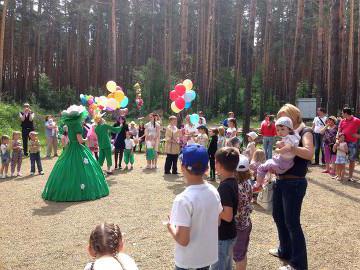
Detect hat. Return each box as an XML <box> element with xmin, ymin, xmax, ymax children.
<box><xmin>246</xmin><ymin>131</ymin><xmax>258</xmax><ymax>140</ymax></box>
<box><xmin>23</xmin><ymin>103</ymin><xmax>30</xmax><ymax>107</ymax></box>
<box><xmin>328</xmin><ymin>116</ymin><xmax>337</xmax><ymax>123</ymax></box>
<box><xmin>93</xmin><ymin>113</ymin><xmax>106</xmax><ymax>124</ymax></box>
<box><xmin>197</xmin><ymin>125</ymin><xmax>207</xmax><ymax>130</ymax></box>
<box><xmin>179</xmin><ymin>144</ymin><xmax>209</xmax><ymax>174</ymax></box>
<box><xmin>29</xmin><ymin>131</ymin><xmax>38</xmax><ymax>136</ymax></box>
<box><xmin>236</xmin><ymin>154</ymin><xmax>250</xmax><ymax>172</ymax></box>
<box><xmin>130</xmin><ymin>121</ymin><xmax>136</xmax><ymax>125</ymax></box>
<box><xmin>275</xmin><ymin>116</ymin><xmax>293</xmax><ymax>130</ymax></box>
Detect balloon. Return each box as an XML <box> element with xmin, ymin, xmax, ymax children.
<box><xmin>175</xmin><ymin>97</ymin><xmax>185</xmax><ymax>110</ymax></box>
<box><xmin>98</xmin><ymin>105</ymin><xmax>104</xmax><ymax>111</ymax></box>
<box><xmin>116</xmin><ymin>86</ymin><xmax>122</xmax><ymax>91</ymax></box>
<box><xmin>175</xmin><ymin>83</ymin><xmax>186</xmax><ymax>96</ymax></box>
<box><xmin>107</xmin><ymin>93</ymin><xmax>115</xmax><ymax>99</ymax></box>
<box><xmin>185</xmin><ymin>102</ymin><xmax>191</xmax><ymax>109</ymax></box>
<box><xmin>106</xmin><ymin>81</ymin><xmax>117</xmax><ymax>93</ymax></box>
<box><xmin>80</xmin><ymin>94</ymin><xmax>84</xmax><ymax>99</ymax></box>
<box><xmin>183</xmin><ymin>79</ymin><xmax>193</xmax><ymax>91</ymax></box>
<box><xmin>171</xmin><ymin>102</ymin><xmax>181</xmax><ymax>113</ymax></box>
<box><xmin>88</xmin><ymin>99</ymin><xmax>94</xmax><ymax>105</ymax></box>
<box><xmin>107</xmin><ymin>98</ymin><xmax>118</xmax><ymax>110</ymax></box>
<box><xmin>81</xmin><ymin>97</ymin><xmax>87</xmax><ymax>106</ymax></box>
<box><xmin>114</xmin><ymin>90</ymin><xmax>125</xmax><ymax>102</ymax></box>
<box><xmin>186</xmin><ymin>90</ymin><xmax>196</xmax><ymax>101</ymax></box>
<box><xmin>120</xmin><ymin>96</ymin><xmax>129</xmax><ymax>108</ymax></box>
<box><xmin>190</xmin><ymin>114</ymin><xmax>200</xmax><ymax>125</ymax></box>
<box><xmin>169</xmin><ymin>90</ymin><xmax>179</xmax><ymax>101</ymax></box>
<box><xmin>89</xmin><ymin>104</ymin><xmax>98</xmax><ymax>110</ymax></box>
<box><xmin>98</xmin><ymin>96</ymin><xmax>108</xmax><ymax>107</ymax></box>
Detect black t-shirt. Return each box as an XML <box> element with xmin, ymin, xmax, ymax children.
<box><xmin>218</xmin><ymin>178</ymin><xmax>239</xmax><ymax>240</ymax></box>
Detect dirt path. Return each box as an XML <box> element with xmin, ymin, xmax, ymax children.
<box><xmin>0</xmin><ymin>154</ymin><xmax>359</xmax><ymax>270</ymax></box>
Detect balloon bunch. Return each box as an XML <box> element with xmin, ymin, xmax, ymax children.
<box><xmin>169</xmin><ymin>79</ymin><xmax>196</xmax><ymax>113</ymax></box>
<box><xmin>80</xmin><ymin>81</ymin><xmax>129</xmax><ymax>115</ymax></box>
<box><xmin>134</xmin><ymin>83</ymin><xmax>144</xmax><ymax>110</ymax></box>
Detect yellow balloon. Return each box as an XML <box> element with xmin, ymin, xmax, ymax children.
<box><xmin>171</xmin><ymin>102</ymin><xmax>181</xmax><ymax>113</ymax></box>
<box><xmin>107</xmin><ymin>93</ymin><xmax>115</xmax><ymax>99</ymax></box>
<box><xmin>106</xmin><ymin>81</ymin><xmax>117</xmax><ymax>93</ymax></box>
<box><xmin>183</xmin><ymin>79</ymin><xmax>193</xmax><ymax>91</ymax></box>
<box><xmin>114</xmin><ymin>90</ymin><xmax>125</xmax><ymax>102</ymax></box>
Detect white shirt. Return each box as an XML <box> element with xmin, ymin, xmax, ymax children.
<box><xmin>170</xmin><ymin>183</ymin><xmax>222</xmax><ymax>269</ymax></box>
<box><xmin>146</xmin><ymin>141</ymin><xmax>153</xmax><ymax>149</ymax></box>
<box><xmin>145</xmin><ymin>122</ymin><xmax>160</xmax><ymax>137</ymax></box>
<box><xmin>125</xmin><ymin>138</ymin><xmax>135</xmax><ymax>150</ymax></box>
<box><xmin>84</xmin><ymin>253</ymin><xmax>138</xmax><ymax>270</ymax></box>
<box><xmin>226</xmin><ymin>127</ymin><xmax>237</xmax><ymax>138</ymax></box>
<box><xmin>313</xmin><ymin>116</ymin><xmax>327</xmax><ymax>134</ymax></box>
<box><xmin>281</xmin><ymin>133</ymin><xmax>300</xmax><ymax>160</ymax></box>
<box><xmin>1</xmin><ymin>144</ymin><xmax>8</xmax><ymax>154</ymax></box>
<box><xmin>185</xmin><ymin>124</ymin><xmax>198</xmax><ymax>135</ymax></box>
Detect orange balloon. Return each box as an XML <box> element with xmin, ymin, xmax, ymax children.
<box><xmin>107</xmin><ymin>93</ymin><xmax>115</xmax><ymax>99</ymax></box>
<box><xmin>114</xmin><ymin>90</ymin><xmax>125</xmax><ymax>102</ymax></box>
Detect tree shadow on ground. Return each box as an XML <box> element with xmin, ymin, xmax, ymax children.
<box><xmin>166</xmin><ymin>182</ymin><xmax>186</xmax><ymax>195</ymax></box>
<box><xmin>252</xmin><ymin>203</ymin><xmax>272</xmax><ymax>216</ymax></box>
<box><xmin>32</xmin><ymin>201</ymin><xmax>87</xmax><ymax>216</ymax></box>
<box><xmin>163</xmin><ymin>174</ymin><xmax>183</xmax><ymax>182</ymax></box>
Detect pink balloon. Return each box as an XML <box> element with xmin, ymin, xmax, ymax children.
<box><xmin>169</xmin><ymin>90</ymin><xmax>179</xmax><ymax>101</ymax></box>
<box><xmin>175</xmin><ymin>97</ymin><xmax>185</xmax><ymax>110</ymax></box>
<box><xmin>175</xmin><ymin>84</ymin><xmax>186</xmax><ymax>96</ymax></box>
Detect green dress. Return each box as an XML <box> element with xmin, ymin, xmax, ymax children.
<box><xmin>42</xmin><ymin>110</ymin><xmax>109</xmax><ymax>202</ymax></box>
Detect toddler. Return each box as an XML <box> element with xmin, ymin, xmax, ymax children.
<box><xmin>254</xmin><ymin>117</ymin><xmax>300</xmax><ymax>192</ymax></box>
<box><xmin>146</xmin><ymin>134</ymin><xmax>156</xmax><ymax>169</ymax></box>
<box><xmin>244</xmin><ymin>131</ymin><xmax>258</xmax><ymax>161</ymax></box>
<box><xmin>124</xmin><ymin>131</ymin><xmax>135</xmax><ymax>170</ymax></box>
<box><xmin>0</xmin><ymin>135</ymin><xmax>10</xmax><ymax>178</ymax></box>
<box><xmin>217</xmin><ymin>126</ymin><xmax>226</xmax><ymax>149</ymax></box>
<box><xmin>29</xmin><ymin>131</ymin><xmax>44</xmax><ymax>175</ymax></box>
<box><xmin>249</xmin><ymin>149</ymin><xmax>266</xmax><ymax>183</ymax></box>
<box><xmin>333</xmin><ymin>133</ymin><xmax>348</xmax><ymax>181</ymax></box>
<box><xmin>84</xmin><ymin>223</ymin><xmax>138</xmax><ymax>270</ymax></box>
<box><xmin>87</xmin><ymin>124</ymin><xmax>99</xmax><ymax>160</ymax></box>
<box><xmin>196</xmin><ymin>125</ymin><xmax>209</xmax><ymax>147</ymax></box>
<box><xmin>11</xmin><ymin>131</ymin><xmax>23</xmax><ymax>177</ymax></box>
<box><xmin>61</xmin><ymin>125</ymin><xmax>69</xmax><ymax>149</ymax></box>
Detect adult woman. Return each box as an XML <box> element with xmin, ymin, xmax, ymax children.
<box><xmin>42</xmin><ymin>105</ymin><xmax>109</xmax><ymax>202</ymax></box>
<box><xmin>113</xmin><ymin>116</ymin><xmax>129</xmax><ymax>170</ymax></box>
<box><xmin>145</xmin><ymin>113</ymin><xmax>161</xmax><ymax>168</ymax></box>
<box><xmin>164</xmin><ymin>116</ymin><xmax>180</xmax><ymax>174</ymax></box>
<box><xmin>269</xmin><ymin>104</ymin><xmax>313</xmax><ymax>270</ymax></box>
<box><xmin>184</xmin><ymin>115</ymin><xmax>198</xmax><ymax>145</ymax></box>
<box><xmin>320</xmin><ymin>116</ymin><xmax>338</xmax><ymax>175</ymax></box>
<box><xmin>260</xmin><ymin>114</ymin><xmax>276</xmax><ymax>160</ymax></box>
<box><xmin>138</xmin><ymin>122</ymin><xmax>145</xmax><ymax>152</ymax></box>
<box><xmin>19</xmin><ymin>103</ymin><xmax>35</xmax><ymax>156</ymax></box>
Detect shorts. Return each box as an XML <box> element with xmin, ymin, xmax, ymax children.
<box><xmin>233</xmin><ymin>223</ymin><xmax>252</xmax><ymax>262</ymax></box>
<box><xmin>335</xmin><ymin>155</ymin><xmax>348</xmax><ymax>165</ymax></box>
<box><xmin>146</xmin><ymin>148</ymin><xmax>156</xmax><ymax>161</ymax></box>
<box><xmin>1</xmin><ymin>154</ymin><xmax>10</xmax><ymax>165</ymax></box>
<box><xmin>347</xmin><ymin>142</ymin><xmax>358</xmax><ymax>161</ymax></box>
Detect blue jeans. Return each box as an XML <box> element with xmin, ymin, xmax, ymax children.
<box><xmin>272</xmin><ymin>178</ymin><xmax>308</xmax><ymax>270</ymax></box>
<box><xmin>314</xmin><ymin>133</ymin><xmax>324</xmax><ymax>164</ymax></box>
<box><xmin>263</xmin><ymin>136</ymin><xmax>274</xmax><ymax>160</ymax></box>
<box><xmin>210</xmin><ymin>238</ymin><xmax>236</xmax><ymax>270</ymax></box>
<box><xmin>175</xmin><ymin>266</ymin><xmax>209</xmax><ymax>270</ymax></box>
<box><xmin>30</xmin><ymin>152</ymin><xmax>43</xmax><ymax>173</ymax></box>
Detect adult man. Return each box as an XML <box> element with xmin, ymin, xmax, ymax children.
<box><xmin>19</xmin><ymin>103</ymin><xmax>35</xmax><ymax>156</ymax></box>
<box><xmin>338</xmin><ymin>107</ymin><xmax>360</xmax><ymax>181</ymax></box>
<box><xmin>312</xmin><ymin>107</ymin><xmax>327</xmax><ymax>165</ymax></box>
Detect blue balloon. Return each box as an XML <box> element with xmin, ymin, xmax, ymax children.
<box><xmin>81</xmin><ymin>97</ymin><xmax>87</xmax><ymax>105</ymax></box>
<box><xmin>185</xmin><ymin>102</ymin><xmax>191</xmax><ymax>109</ymax></box>
<box><xmin>190</xmin><ymin>114</ymin><xmax>200</xmax><ymax>125</ymax></box>
<box><xmin>188</xmin><ymin>90</ymin><xmax>196</xmax><ymax>101</ymax></box>
<box><xmin>120</xmin><ymin>96</ymin><xmax>129</xmax><ymax>108</ymax></box>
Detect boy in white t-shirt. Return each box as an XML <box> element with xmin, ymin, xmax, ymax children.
<box><xmin>167</xmin><ymin>144</ymin><xmax>222</xmax><ymax>270</ymax></box>
<box><xmin>124</xmin><ymin>131</ymin><xmax>135</xmax><ymax>169</ymax></box>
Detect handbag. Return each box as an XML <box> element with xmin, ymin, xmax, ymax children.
<box><xmin>257</xmin><ymin>180</ymin><xmax>274</xmax><ymax>212</ymax></box>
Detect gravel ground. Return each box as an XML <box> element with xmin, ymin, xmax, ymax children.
<box><xmin>0</xmin><ymin>154</ymin><xmax>359</xmax><ymax>270</ymax></box>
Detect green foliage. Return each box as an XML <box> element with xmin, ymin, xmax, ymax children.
<box><xmin>296</xmin><ymin>80</ymin><xmax>312</xmax><ymax>98</ymax></box>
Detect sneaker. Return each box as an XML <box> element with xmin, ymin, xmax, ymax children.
<box><xmin>10</xmin><ymin>173</ymin><xmax>15</xmax><ymax>177</ymax></box>
<box><xmin>125</xmin><ymin>166</ymin><xmax>129</xmax><ymax>170</ymax></box>
<box><xmin>279</xmin><ymin>265</ymin><xmax>296</xmax><ymax>270</ymax></box>
<box><xmin>1</xmin><ymin>174</ymin><xmax>5</xmax><ymax>179</ymax></box>
<box><xmin>30</xmin><ymin>172</ymin><xmax>35</xmax><ymax>176</ymax></box>
<box><xmin>348</xmin><ymin>178</ymin><xmax>354</xmax><ymax>182</ymax></box>
<box><xmin>39</xmin><ymin>171</ymin><xmax>44</xmax><ymax>175</ymax></box>
<box><xmin>269</xmin><ymin>248</ymin><xmax>281</xmax><ymax>258</ymax></box>
<box><xmin>331</xmin><ymin>175</ymin><xmax>338</xmax><ymax>179</ymax></box>
<box><xmin>17</xmin><ymin>172</ymin><xmax>22</xmax><ymax>177</ymax></box>
<box><xmin>130</xmin><ymin>165</ymin><xmax>133</xmax><ymax>169</ymax></box>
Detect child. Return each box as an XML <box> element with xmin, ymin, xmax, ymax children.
<box><xmin>217</xmin><ymin>126</ymin><xmax>226</xmax><ymax>150</ymax></box>
<box><xmin>87</xmin><ymin>124</ymin><xmax>99</xmax><ymax>160</ymax></box>
<box><xmin>124</xmin><ymin>131</ymin><xmax>135</xmax><ymax>170</ymax></box>
<box><xmin>333</xmin><ymin>133</ymin><xmax>348</xmax><ymax>181</ymax></box>
<box><xmin>244</xmin><ymin>131</ymin><xmax>258</xmax><ymax>161</ymax></box>
<box><xmin>211</xmin><ymin>147</ymin><xmax>239</xmax><ymax>270</ymax></box>
<box><xmin>0</xmin><ymin>135</ymin><xmax>10</xmax><ymax>178</ymax></box>
<box><xmin>208</xmin><ymin>128</ymin><xmax>218</xmax><ymax>181</ymax></box>
<box><xmin>11</xmin><ymin>131</ymin><xmax>23</xmax><ymax>177</ymax></box>
<box><xmin>145</xmin><ymin>134</ymin><xmax>156</xmax><ymax>169</ymax></box>
<box><xmin>29</xmin><ymin>131</ymin><xmax>44</xmax><ymax>175</ymax></box>
<box><xmin>167</xmin><ymin>144</ymin><xmax>222</xmax><ymax>270</ymax></box>
<box><xmin>249</xmin><ymin>149</ymin><xmax>266</xmax><ymax>183</ymax></box>
<box><xmin>233</xmin><ymin>154</ymin><xmax>253</xmax><ymax>270</ymax></box>
<box><xmin>254</xmin><ymin>117</ymin><xmax>300</xmax><ymax>192</ymax></box>
<box><xmin>84</xmin><ymin>223</ymin><xmax>138</xmax><ymax>270</ymax></box>
<box><xmin>45</xmin><ymin>116</ymin><xmax>58</xmax><ymax>158</ymax></box>
<box><xmin>61</xmin><ymin>125</ymin><xmax>69</xmax><ymax>149</ymax></box>
<box><xmin>196</xmin><ymin>125</ymin><xmax>209</xmax><ymax>147</ymax></box>
<box><xmin>164</xmin><ymin>116</ymin><xmax>180</xmax><ymax>175</ymax></box>
<box><xmin>137</xmin><ymin>122</ymin><xmax>145</xmax><ymax>152</ymax></box>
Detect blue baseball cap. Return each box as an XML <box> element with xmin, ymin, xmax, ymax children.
<box><xmin>179</xmin><ymin>144</ymin><xmax>209</xmax><ymax>174</ymax></box>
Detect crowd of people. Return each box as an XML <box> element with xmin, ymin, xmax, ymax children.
<box><xmin>0</xmin><ymin>102</ymin><xmax>359</xmax><ymax>270</ymax></box>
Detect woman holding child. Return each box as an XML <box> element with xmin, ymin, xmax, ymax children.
<box><xmin>269</xmin><ymin>104</ymin><xmax>313</xmax><ymax>270</ymax></box>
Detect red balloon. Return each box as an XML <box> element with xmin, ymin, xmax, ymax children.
<box><xmin>169</xmin><ymin>90</ymin><xmax>179</xmax><ymax>101</ymax></box>
<box><xmin>175</xmin><ymin>84</ymin><xmax>186</xmax><ymax>96</ymax></box>
<box><xmin>175</xmin><ymin>97</ymin><xmax>185</xmax><ymax>110</ymax></box>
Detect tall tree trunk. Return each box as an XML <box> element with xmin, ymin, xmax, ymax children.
<box><xmin>346</xmin><ymin>0</ymin><xmax>354</xmax><ymax>107</ymax></box>
<box><xmin>316</xmin><ymin>0</ymin><xmax>324</xmax><ymax>107</ymax></box>
<box><xmin>180</xmin><ymin>0</ymin><xmax>189</xmax><ymax>77</ymax></box>
<box><xmin>339</xmin><ymin>0</ymin><xmax>347</xmax><ymax>108</ymax></box>
<box><xmin>243</xmin><ymin>0</ymin><xmax>256</xmax><ymax>137</ymax></box>
<box><xmin>328</xmin><ymin>0</ymin><xmax>341</xmax><ymax>115</ymax></box>
<box><xmin>111</xmin><ymin>0</ymin><xmax>117</xmax><ymax>79</ymax></box>
<box><xmin>288</xmin><ymin>0</ymin><xmax>305</xmax><ymax>104</ymax></box>
<box><xmin>0</xmin><ymin>0</ymin><xmax>9</xmax><ymax>95</ymax></box>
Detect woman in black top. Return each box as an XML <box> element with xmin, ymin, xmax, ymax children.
<box><xmin>113</xmin><ymin>116</ymin><xmax>129</xmax><ymax>169</ymax></box>
<box><xmin>208</xmin><ymin>128</ymin><xmax>218</xmax><ymax>181</ymax></box>
<box><xmin>269</xmin><ymin>104</ymin><xmax>314</xmax><ymax>270</ymax></box>
<box><xmin>137</xmin><ymin>123</ymin><xmax>145</xmax><ymax>152</ymax></box>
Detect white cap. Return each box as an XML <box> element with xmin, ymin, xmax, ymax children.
<box><xmin>246</xmin><ymin>131</ymin><xmax>258</xmax><ymax>140</ymax></box>
<box><xmin>275</xmin><ymin>116</ymin><xmax>293</xmax><ymax>130</ymax></box>
<box><xmin>236</xmin><ymin>154</ymin><xmax>250</xmax><ymax>172</ymax></box>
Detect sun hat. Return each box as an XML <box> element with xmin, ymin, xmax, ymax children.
<box><xmin>275</xmin><ymin>116</ymin><xmax>293</xmax><ymax>130</ymax></box>
<box><xmin>328</xmin><ymin>116</ymin><xmax>337</xmax><ymax>123</ymax></box>
<box><xmin>236</xmin><ymin>154</ymin><xmax>250</xmax><ymax>172</ymax></box>
<box><xmin>130</xmin><ymin>121</ymin><xmax>136</xmax><ymax>125</ymax></box>
<box><xmin>179</xmin><ymin>144</ymin><xmax>209</xmax><ymax>174</ymax></box>
<box><xmin>23</xmin><ymin>103</ymin><xmax>30</xmax><ymax>107</ymax></box>
<box><xmin>29</xmin><ymin>131</ymin><xmax>38</xmax><ymax>136</ymax></box>
<box><xmin>246</xmin><ymin>131</ymin><xmax>258</xmax><ymax>140</ymax></box>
